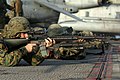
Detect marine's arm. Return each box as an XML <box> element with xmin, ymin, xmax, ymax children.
<box><xmin>0</xmin><ymin>46</ymin><xmax>27</xmax><ymax>67</ymax></box>
<box><xmin>22</xmin><ymin>38</ymin><xmax>55</xmax><ymax>66</ymax></box>
<box><xmin>0</xmin><ymin>37</ymin><xmax>54</xmax><ymax>66</ymax></box>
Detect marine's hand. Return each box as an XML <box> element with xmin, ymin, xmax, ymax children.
<box><xmin>45</xmin><ymin>38</ymin><xmax>55</xmax><ymax>47</ymax></box>
<box><xmin>25</xmin><ymin>43</ymin><xmax>37</xmax><ymax>53</ymax></box>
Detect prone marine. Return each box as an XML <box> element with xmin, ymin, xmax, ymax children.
<box><xmin>0</xmin><ymin>17</ymin><xmax>55</xmax><ymax>67</ymax></box>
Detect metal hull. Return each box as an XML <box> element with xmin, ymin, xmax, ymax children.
<box><xmin>7</xmin><ymin>0</ymin><xmax>59</xmax><ymax>23</ymax></box>
<box><xmin>58</xmin><ymin>4</ymin><xmax>120</xmax><ymax>33</ymax></box>
<box><xmin>59</xmin><ymin>19</ymin><xmax>120</xmax><ymax>33</ymax></box>
<box><xmin>6</xmin><ymin>0</ymin><xmax>109</xmax><ymax>23</ymax></box>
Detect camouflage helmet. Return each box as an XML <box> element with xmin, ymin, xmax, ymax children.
<box><xmin>2</xmin><ymin>17</ymin><xmax>30</xmax><ymax>38</ymax></box>
<box><xmin>47</xmin><ymin>24</ymin><xmax>73</xmax><ymax>37</ymax></box>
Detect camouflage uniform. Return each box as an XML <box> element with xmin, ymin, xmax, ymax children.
<box><xmin>53</xmin><ymin>47</ymin><xmax>82</xmax><ymax>60</ymax></box>
<box><xmin>0</xmin><ymin>17</ymin><xmax>45</xmax><ymax>66</ymax></box>
<box><xmin>47</xmin><ymin>24</ymin><xmax>84</xmax><ymax>59</ymax></box>
<box><xmin>0</xmin><ymin>0</ymin><xmax>14</xmax><ymax>29</ymax></box>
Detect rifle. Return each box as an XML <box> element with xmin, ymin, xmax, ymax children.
<box><xmin>0</xmin><ymin>33</ymin><xmax>107</xmax><ymax>53</ymax></box>
<box><xmin>0</xmin><ymin>29</ymin><xmax>113</xmax><ymax>53</ymax></box>
<box><xmin>0</xmin><ymin>38</ymin><xmax>30</xmax><ymax>52</ymax></box>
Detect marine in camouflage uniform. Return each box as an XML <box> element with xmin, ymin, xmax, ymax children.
<box><xmin>0</xmin><ymin>17</ymin><xmax>49</xmax><ymax>66</ymax></box>
<box><xmin>47</xmin><ymin>24</ymin><xmax>85</xmax><ymax>60</ymax></box>
<box><xmin>0</xmin><ymin>0</ymin><xmax>14</xmax><ymax>29</ymax></box>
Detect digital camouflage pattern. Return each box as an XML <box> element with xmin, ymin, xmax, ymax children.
<box><xmin>47</xmin><ymin>24</ymin><xmax>73</xmax><ymax>37</ymax></box>
<box><xmin>53</xmin><ymin>47</ymin><xmax>81</xmax><ymax>59</ymax></box>
<box><xmin>2</xmin><ymin>17</ymin><xmax>30</xmax><ymax>38</ymax></box>
<box><xmin>84</xmin><ymin>39</ymin><xmax>102</xmax><ymax>49</ymax></box>
<box><xmin>0</xmin><ymin>17</ymin><xmax>44</xmax><ymax>66</ymax></box>
<box><xmin>47</xmin><ymin>24</ymin><xmax>81</xmax><ymax>59</ymax></box>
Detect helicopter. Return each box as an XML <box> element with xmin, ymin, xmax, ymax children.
<box><xmin>6</xmin><ymin>0</ymin><xmax>113</xmax><ymax>29</ymax></box>
<box><xmin>6</xmin><ymin>0</ymin><xmax>120</xmax><ymax>36</ymax></box>
<box><xmin>6</xmin><ymin>0</ymin><xmax>120</xmax><ymax>59</ymax></box>
<box><xmin>58</xmin><ymin>0</ymin><xmax>120</xmax><ymax>35</ymax></box>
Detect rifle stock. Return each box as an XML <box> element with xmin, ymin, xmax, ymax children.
<box><xmin>1</xmin><ymin>38</ymin><xmax>29</xmax><ymax>52</ymax></box>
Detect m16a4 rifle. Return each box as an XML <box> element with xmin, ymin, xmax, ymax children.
<box><xmin>0</xmin><ymin>30</ymin><xmax>107</xmax><ymax>55</ymax></box>
<box><xmin>0</xmin><ymin>29</ymin><xmax>113</xmax><ymax>60</ymax></box>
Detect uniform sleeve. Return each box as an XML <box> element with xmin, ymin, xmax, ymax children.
<box><xmin>53</xmin><ymin>47</ymin><xmax>80</xmax><ymax>59</ymax></box>
<box><xmin>22</xmin><ymin>46</ymin><xmax>45</xmax><ymax>66</ymax></box>
<box><xmin>0</xmin><ymin>47</ymin><xmax>26</xmax><ymax>67</ymax></box>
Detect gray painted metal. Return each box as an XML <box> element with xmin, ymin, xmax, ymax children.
<box><xmin>6</xmin><ymin>0</ymin><xmax>109</xmax><ymax>22</ymax></box>
<box><xmin>6</xmin><ymin>0</ymin><xmax>120</xmax><ymax>33</ymax></box>
<box><xmin>65</xmin><ymin>0</ymin><xmax>100</xmax><ymax>8</ymax></box>
<box><xmin>59</xmin><ymin>19</ymin><xmax>120</xmax><ymax>33</ymax></box>
<box><xmin>58</xmin><ymin>4</ymin><xmax>120</xmax><ymax>33</ymax></box>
